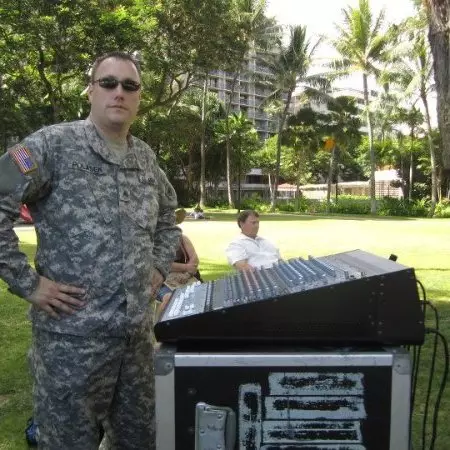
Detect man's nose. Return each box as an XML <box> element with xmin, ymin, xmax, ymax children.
<box><xmin>112</xmin><ymin>86</ymin><xmax>126</xmax><ymax>97</ymax></box>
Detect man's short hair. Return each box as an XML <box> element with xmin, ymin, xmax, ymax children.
<box><xmin>237</xmin><ymin>209</ymin><xmax>259</xmax><ymax>229</ymax></box>
<box><xmin>90</xmin><ymin>51</ymin><xmax>141</xmax><ymax>82</ymax></box>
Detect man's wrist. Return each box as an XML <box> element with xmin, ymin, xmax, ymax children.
<box><xmin>154</xmin><ymin>265</ymin><xmax>167</xmax><ymax>280</ymax></box>
<box><xmin>9</xmin><ymin>268</ymin><xmax>40</xmax><ymax>300</ymax></box>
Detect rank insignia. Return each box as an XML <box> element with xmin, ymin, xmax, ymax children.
<box><xmin>9</xmin><ymin>145</ymin><xmax>38</xmax><ymax>174</ymax></box>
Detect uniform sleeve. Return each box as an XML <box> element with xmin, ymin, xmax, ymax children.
<box><xmin>152</xmin><ymin>167</ymin><xmax>182</xmax><ymax>278</ymax></box>
<box><xmin>225</xmin><ymin>239</ymin><xmax>248</xmax><ymax>266</ymax></box>
<box><xmin>0</xmin><ymin>132</ymin><xmax>53</xmax><ymax>299</ymax></box>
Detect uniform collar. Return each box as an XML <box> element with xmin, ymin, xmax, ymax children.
<box><xmin>239</xmin><ymin>233</ymin><xmax>261</xmax><ymax>241</ymax></box>
<box><xmin>83</xmin><ymin>118</ymin><xmax>144</xmax><ymax>169</ymax></box>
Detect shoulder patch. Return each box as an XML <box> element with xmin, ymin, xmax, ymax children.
<box><xmin>9</xmin><ymin>145</ymin><xmax>38</xmax><ymax>174</ymax></box>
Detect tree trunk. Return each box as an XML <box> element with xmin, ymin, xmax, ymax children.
<box><xmin>271</xmin><ymin>90</ymin><xmax>293</xmax><ymax>212</ymax></box>
<box><xmin>37</xmin><ymin>47</ymin><xmax>57</xmax><ymax>123</ymax></box>
<box><xmin>426</xmin><ymin>0</ymin><xmax>450</xmax><ymax>173</ymax></box>
<box><xmin>421</xmin><ymin>92</ymin><xmax>438</xmax><ymax>215</ymax></box>
<box><xmin>225</xmin><ymin>73</ymin><xmax>239</xmax><ymax>208</ymax></box>
<box><xmin>199</xmin><ymin>77</ymin><xmax>208</xmax><ymax>208</ymax></box>
<box><xmin>326</xmin><ymin>145</ymin><xmax>336</xmax><ymax>213</ymax></box>
<box><xmin>409</xmin><ymin>131</ymin><xmax>414</xmax><ymax>202</ymax></box>
<box><xmin>268</xmin><ymin>172</ymin><xmax>273</xmax><ymax>199</ymax></box>
<box><xmin>237</xmin><ymin>145</ymin><xmax>242</xmax><ymax>212</ymax></box>
<box><xmin>363</xmin><ymin>73</ymin><xmax>377</xmax><ymax>214</ymax></box>
<box><xmin>187</xmin><ymin>142</ymin><xmax>195</xmax><ymax>196</ymax></box>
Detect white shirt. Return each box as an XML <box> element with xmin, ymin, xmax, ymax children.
<box><xmin>225</xmin><ymin>234</ymin><xmax>281</xmax><ymax>269</ymax></box>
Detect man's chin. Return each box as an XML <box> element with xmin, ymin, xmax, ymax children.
<box><xmin>107</xmin><ymin>115</ymin><xmax>130</xmax><ymax>129</ymax></box>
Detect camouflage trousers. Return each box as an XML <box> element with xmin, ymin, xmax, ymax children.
<box><xmin>30</xmin><ymin>313</ymin><xmax>155</xmax><ymax>450</ymax></box>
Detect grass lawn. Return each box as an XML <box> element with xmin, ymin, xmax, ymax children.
<box><xmin>1</xmin><ymin>213</ymin><xmax>449</xmax><ymax>449</ymax></box>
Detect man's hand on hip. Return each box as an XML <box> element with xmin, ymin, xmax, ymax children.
<box><xmin>27</xmin><ymin>276</ymin><xmax>87</xmax><ymax>320</ymax></box>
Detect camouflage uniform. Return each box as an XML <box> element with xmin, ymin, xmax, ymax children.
<box><xmin>0</xmin><ymin>118</ymin><xmax>181</xmax><ymax>449</ymax></box>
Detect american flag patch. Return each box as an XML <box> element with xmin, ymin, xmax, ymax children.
<box><xmin>9</xmin><ymin>145</ymin><xmax>37</xmax><ymax>174</ymax></box>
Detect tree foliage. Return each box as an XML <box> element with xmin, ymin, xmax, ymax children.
<box><xmin>262</xmin><ymin>24</ymin><xmax>329</xmax><ymax>210</ymax></box>
<box><xmin>332</xmin><ymin>0</ymin><xmax>393</xmax><ymax>213</ymax></box>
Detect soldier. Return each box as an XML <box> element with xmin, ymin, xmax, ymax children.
<box><xmin>0</xmin><ymin>51</ymin><xmax>181</xmax><ymax>449</ymax></box>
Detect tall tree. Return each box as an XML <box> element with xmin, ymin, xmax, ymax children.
<box><xmin>0</xmin><ymin>0</ymin><xmax>158</xmax><ymax>148</ymax></box>
<box><xmin>253</xmin><ymin>135</ymin><xmax>280</xmax><ymax>200</ymax></box>
<box><xmin>216</xmin><ymin>112</ymin><xmax>261</xmax><ymax>210</ymax></box>
<box><xmin>324</xmin><ymin>96</ymin><xmax>363</xmax><ymax>209</ymax></box>
<box><xmin>1</xmin><ymin>0</ymin><xmax>151</xmax><ymax>123</ymax></box>
<box><xmin>392</xmin><ymin>106</ymin><xmax>425</xmax><ymax>201</ymax></box>
<box><xmin>263</xmin><ymin>25</ymin><xmax>328</xmax><ymax>211</ymax></box>
<box><xmin>423</xmin><ymin>0</ymin><xmax>450</xmax><ymax>173</ymax></box>
<box><xmin>221</xmin><ymin>0</ymin><xmax>280</xmax><ymax>207</ymax></box>
<box><xmin>390</xmin><ymin>15</ymin><xmax>439</xmax><ymax>212</ymax></box>
<box><xmin>332</xmin><ymin>0</ymin><xmax>392</xmax><ymax>213</ymax></box>
<box><xmin>141</xmin><ymin>0</ymin><xmax>250</xmax><ymax>113</ymax></box>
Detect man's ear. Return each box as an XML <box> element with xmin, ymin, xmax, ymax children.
<box><xmin>86</xmin><ymin>84</ymin><xmax>93</xmax><ymax>103</ymax></box>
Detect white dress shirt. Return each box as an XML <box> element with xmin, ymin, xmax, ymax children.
<box><xmin>225</xmin><ymin>234</ymin><xmax>281</xmax><ymax>269</ymax></box>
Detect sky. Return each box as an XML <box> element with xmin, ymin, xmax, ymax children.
<box><xmin>265</xmin><ymin>0</ymin><xmax>416</xmax><ymax>33</ymax></box>
<box><xmin>264</xmin><ymin>0</ymin><xmax>436</xmax><ymax>125</ymax></box>
<box><xmin>265</xmin><ymin>0</ymin><xmax>417</xmax><ymax>84</ymax></box>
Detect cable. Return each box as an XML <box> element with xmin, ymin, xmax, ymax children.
<box><xmin>408</xmin><ymin>280</ymin><xmax>428</xmax><ymax>450</ymax></box>
<box><xmin>408</xmin><ymin>296</ymin><xmax>448</xmax><ymax>450</ymax></box>
<box><xmin>416</xmin><ymin>280</ymin><xmax>427</xmax><ymax>304</ymax></box>
<box><xmin>408</xmin><ymin>280</ymin><xmax>448</xmax><ymax>450</ymax></box>
<box><xmin>423</xmin><ymin>328</ymin><xmax>449</xmax><ymax>450</ymax></box>
<box><xmin>421</xmin><ymin>301</ymin><xmax>440</xmax><ymax>450</ymax></box>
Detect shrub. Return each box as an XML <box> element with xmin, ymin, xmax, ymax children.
<box><xmin>240</xmin><ymin>194</ymin><xmax>270</xmax><ymax>212</ymax></box>
<box><xmin>378</xmin><ymin>197</ymin><xmax>430</xmax><ymax>217</ymax></box>
<box><xmin>409</xmin><ymin>198</ymin><xmax>429</xmax><ymax>217</ymax></box>
<box><xmin>205</xmin><ymin>197</ymin><xmax>230</xmax><ymax>209</ymax></box>
<box><xmin>378</xmin><ymin>197</ymin><xmax>410</xmax><ymax>216</ymax></box>
<box><xmin>329</xmin><ymin>196</ymin><xmax>371</xmax><ymax>215</ymax></box>
<box><xmin>434</xmin><ymin>199</ymin><xmax>450</xmax><ymax>218</ymax></box>
<box><xmin>277</xmin><ymin>200</ymin><xmax>296</xmax><ymax>212</ymax></box>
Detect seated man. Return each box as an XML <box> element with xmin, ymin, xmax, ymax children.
<box><xmin>188</xmin><ymin>203</ymin><xmax>208</xmax><ymax>220</ymax></box>
<box><xmin>226</xmin><ymin>209</ymin><xmax>281</xmax><ymax>271</ymax></box>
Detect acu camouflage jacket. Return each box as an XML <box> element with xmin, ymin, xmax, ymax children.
<box><xmin>0</xmin><ymin>119</ymin><xmax>181</xmax><ymax>336</ymax></box>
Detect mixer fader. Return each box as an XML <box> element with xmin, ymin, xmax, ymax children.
<box><xmin>154</xmin><ymin>249</ymin><xmax>424</xmax><ymax>346</ymax></box>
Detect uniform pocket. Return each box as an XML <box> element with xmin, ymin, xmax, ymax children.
<box><xmin>122</xmin><ymin>170</ymin><xmax>159</xmax><ymax>231</ymax></box>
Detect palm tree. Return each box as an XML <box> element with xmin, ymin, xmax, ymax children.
<box><xmin>332</xmin><ymin>0</ymin><xmax>392</xmax><ymax>213</ymax></box>
<box><xmin>325</xmin><ymin>96</ymin><xmax>363</xmax><ymax>210</ymax></box>
<box><xmin>263</xmin><ymin>25</ymin><xmax>328</xmax><ymax>211</ymax></box>
<box><xmin>222</xmin><ymin>0</ymin><xmax>280</xmax><ymax>207</ymax></box>
<box><xmin>174</xmin><ymin>86</ymin><xmax>225</xmax><ymax>205</ymax></box>
<box><xmin>216</xmin><ymin>112</ymin><xmax>260</xmax><ymax>210</ymax></box>
<box><xmin>389</xmin><ymin>15</ymin><xmax>438</xmax><ymax>213</ymax></box>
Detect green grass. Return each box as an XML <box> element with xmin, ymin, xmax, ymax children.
<box><xmin>1</xmin><ymin>215</ymin><xmax>449</xmax><ymax>449</ymax></box>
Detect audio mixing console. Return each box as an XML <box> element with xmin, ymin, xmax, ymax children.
<box><xmin>154</xmin><ymin>249</ymin><xmax>424</xmax><ymax>345</ymax></box>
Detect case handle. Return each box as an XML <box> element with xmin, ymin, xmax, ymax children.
<box><xmin>195</xmin><ymin>402</ymin><xmax>236</xmax><ymax>450</ymax></box>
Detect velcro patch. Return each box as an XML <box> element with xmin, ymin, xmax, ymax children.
<box><xmin>9</xmin><ymin>145</ymin><xmax>38</xmax><ymax>174</ymax></box>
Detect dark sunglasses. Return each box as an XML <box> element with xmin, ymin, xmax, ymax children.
<box><xmin>93</xmin><ymin>76</ymin><xmax>141</xmax><ymax>92</ymax></box>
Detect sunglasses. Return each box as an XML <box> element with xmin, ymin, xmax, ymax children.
<box><xmin>93</xmin><ymin>76</ymin><xmax>141</xmax><ymax>92</ymax></box>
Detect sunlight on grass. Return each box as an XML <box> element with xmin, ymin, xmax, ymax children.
<box><xmin>1</xmin><ymin>217</ymin><xmax>449</xmax><ymax>449</ymax></box>
<box><xmin>14</xmin><ymin>227</ymin><xmax>36</xmax><ymax>245</ymax></box>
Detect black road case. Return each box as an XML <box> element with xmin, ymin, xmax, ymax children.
<box><xmin>155</xmin><ymin>345</ymin><xmax>411</xmax><ymax>450</ymax></box>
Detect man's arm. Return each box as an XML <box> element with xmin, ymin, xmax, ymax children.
<box><xmin>225</xmin><ymin>239</ymin><xmax>254</xmax><ymax>271</ymax></box>
<box><xmin>0</xmin><ymin>135</ymin><xmax>86</xmax><ymax>317</ymax></box>
<box><xmin>0</xmin><ymin>137</ymin><xmax>51</xmax><ymax>299</ymax></box>
<box><xmin>152</xmin><ymin>167</ymin><xmax>182</xmax><ymax>282</ymax></box>
<box><xmin>233</xmin><ymin>260</ymin><xmax>254</xmax><ymax>272</ymax></box>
